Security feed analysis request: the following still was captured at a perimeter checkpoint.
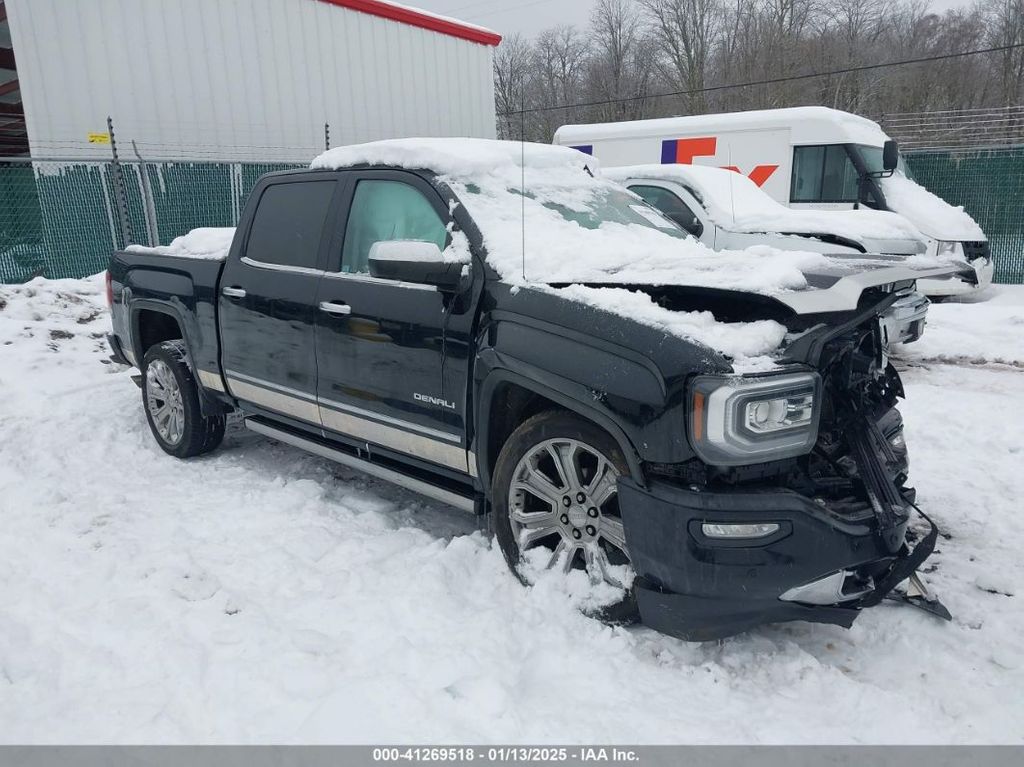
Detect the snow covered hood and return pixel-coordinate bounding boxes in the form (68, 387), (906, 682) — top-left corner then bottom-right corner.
(606, 164), (926, 245)
(880, 174), (986, 242)
(311, 138), (951, 302)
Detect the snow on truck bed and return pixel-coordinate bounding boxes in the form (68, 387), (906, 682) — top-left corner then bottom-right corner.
(605, 163), (926, 243)
(126, 227), (235, 260)
(1, 276), (1023, 743)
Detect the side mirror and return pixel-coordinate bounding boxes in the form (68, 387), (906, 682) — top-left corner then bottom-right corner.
(668, 213), (703, 238)
(368, 240), (465, 290)
(882, 140), (899, 172)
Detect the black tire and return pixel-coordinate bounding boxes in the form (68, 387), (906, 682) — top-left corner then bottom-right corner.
(141, 340), (226, 459)
(492, 410), (639, 625)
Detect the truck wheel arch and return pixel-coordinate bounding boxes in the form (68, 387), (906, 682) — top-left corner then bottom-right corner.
(475, 370), (643, 492)
(130, 301), (231, 417)
(130, 301), (188, 364)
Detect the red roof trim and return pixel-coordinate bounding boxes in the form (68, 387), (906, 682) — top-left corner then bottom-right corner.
(317, 0), (501, 46)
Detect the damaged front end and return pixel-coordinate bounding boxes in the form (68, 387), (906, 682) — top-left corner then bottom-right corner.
(619, 294), (951, 641)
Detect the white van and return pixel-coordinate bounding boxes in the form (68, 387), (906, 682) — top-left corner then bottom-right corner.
(605, 163), (931, 343)
(555, 107), (994, 298)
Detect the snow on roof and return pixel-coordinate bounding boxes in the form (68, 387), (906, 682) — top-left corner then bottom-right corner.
(125, 228), (235, 261)
(555, 107), (889, 148)
(880, 174), (985, 241)
(315, 0), (501, 46)
(312, 138), (833, 294)
(606, 164), (926, 243)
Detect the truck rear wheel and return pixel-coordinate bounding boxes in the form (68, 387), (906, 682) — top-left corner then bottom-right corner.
(141, 340), (225, 459)
(492, 410), (639, 625)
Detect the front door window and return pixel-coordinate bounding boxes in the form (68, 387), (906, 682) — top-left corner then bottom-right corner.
(341, 180), (448, 274)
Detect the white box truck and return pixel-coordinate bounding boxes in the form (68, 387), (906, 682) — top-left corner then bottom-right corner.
(555, 107), (994, 298)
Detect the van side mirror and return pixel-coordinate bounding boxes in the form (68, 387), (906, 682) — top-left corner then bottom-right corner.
(882, 140), (899, 172)
(665, 212), (703, 238)
(368, 240), (465, 290)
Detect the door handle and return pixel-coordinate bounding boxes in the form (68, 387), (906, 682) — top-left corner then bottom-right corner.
(319, 301), (352, 316)
(222, 286), (247, 299)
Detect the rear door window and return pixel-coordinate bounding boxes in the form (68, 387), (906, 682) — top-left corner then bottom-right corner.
(246, 180), (336, 269)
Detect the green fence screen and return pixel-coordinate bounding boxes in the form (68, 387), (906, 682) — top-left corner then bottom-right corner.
(1, 151), (1022, 284)
(0, 159), (303, 284)
(904, 147), (1024, 284)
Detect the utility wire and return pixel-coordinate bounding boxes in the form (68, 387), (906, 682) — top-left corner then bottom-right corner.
(498, 42), (1024, 117)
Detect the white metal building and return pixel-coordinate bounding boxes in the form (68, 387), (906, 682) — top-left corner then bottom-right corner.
(4, 0), (500, 162)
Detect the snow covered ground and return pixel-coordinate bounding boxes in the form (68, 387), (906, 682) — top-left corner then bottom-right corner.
(893, 286), (1024, 368)
(1, 276), (1022, 744)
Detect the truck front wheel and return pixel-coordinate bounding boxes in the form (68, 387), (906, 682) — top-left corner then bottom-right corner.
(492, 410), (639, 625)
(141, 340), (225, 458)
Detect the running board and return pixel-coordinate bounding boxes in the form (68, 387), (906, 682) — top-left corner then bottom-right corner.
(245, 418), (476, 513)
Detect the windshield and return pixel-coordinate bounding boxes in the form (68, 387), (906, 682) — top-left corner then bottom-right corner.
(464, 183), (690, 239)
(542, 187), (689, 237)
(853, 144), (916, 180)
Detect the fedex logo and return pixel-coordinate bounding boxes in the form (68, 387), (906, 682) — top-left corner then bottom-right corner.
(660, 137), (778, 187)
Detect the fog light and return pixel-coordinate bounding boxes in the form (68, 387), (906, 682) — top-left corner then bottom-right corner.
(890, 432), (905, 449)
(701, 522), (780, 539)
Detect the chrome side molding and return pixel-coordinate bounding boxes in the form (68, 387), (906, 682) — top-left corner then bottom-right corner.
(244, 418), (476, 514)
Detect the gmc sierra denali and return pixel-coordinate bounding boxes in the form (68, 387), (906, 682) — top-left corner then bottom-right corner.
(106, 139), (952, 640)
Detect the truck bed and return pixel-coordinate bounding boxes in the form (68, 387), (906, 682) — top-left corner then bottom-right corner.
(107, 249), (225, 377)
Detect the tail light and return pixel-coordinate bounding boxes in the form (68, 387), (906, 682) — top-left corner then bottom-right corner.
(105, 270), (114, 307)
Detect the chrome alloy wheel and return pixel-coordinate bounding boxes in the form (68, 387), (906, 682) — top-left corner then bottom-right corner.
(508, 437), (632, 588)
(146, 358), (185, 445)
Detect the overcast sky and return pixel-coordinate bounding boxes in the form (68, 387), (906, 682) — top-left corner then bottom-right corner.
(413, 0), (974, 41)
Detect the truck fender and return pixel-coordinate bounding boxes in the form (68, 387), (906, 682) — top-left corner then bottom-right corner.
(129, 299), (231, 416)
(474, 365), (645, 492)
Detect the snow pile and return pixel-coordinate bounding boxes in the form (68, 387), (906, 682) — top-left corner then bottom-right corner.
(313, 139), (838, 293)
(126, 227), (236, 260)
(896, 285), (1024, 367)
(2, 275), (1024, 743)
(551, 284), (787, 372)
(880, 174), (985, 241)
(606, 164), (926, 244)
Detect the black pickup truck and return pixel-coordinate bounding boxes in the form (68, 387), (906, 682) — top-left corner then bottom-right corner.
(107, 139), (950, 640)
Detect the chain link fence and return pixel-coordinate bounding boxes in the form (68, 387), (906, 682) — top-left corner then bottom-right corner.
(903, 146), (1024, 284)
(2, 150), (1023, 284)
(0, 158), (304, 283)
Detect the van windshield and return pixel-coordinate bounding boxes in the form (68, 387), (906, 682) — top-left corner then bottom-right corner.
(852, 144), (916, 180)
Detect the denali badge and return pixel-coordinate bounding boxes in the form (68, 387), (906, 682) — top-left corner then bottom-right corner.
(414, 393), (456, 410)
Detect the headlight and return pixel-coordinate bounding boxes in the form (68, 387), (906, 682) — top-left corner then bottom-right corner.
(688, 372), (822, 466)
(935, 240), (964, 259)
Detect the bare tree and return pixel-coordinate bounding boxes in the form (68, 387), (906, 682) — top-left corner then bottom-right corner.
(587, 0), (656, 121)
(640, 0), (723, 113)
(493, 34), (533, 139)
(981, 0), (1024, 105)
(531, 26), (591, 137)
(494, 0), (1024, 142)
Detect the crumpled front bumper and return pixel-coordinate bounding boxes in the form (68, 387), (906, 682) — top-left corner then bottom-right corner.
(882, 291), (930, 345)
(617, 477), (921, 641)
(917, 257), (994, 297)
